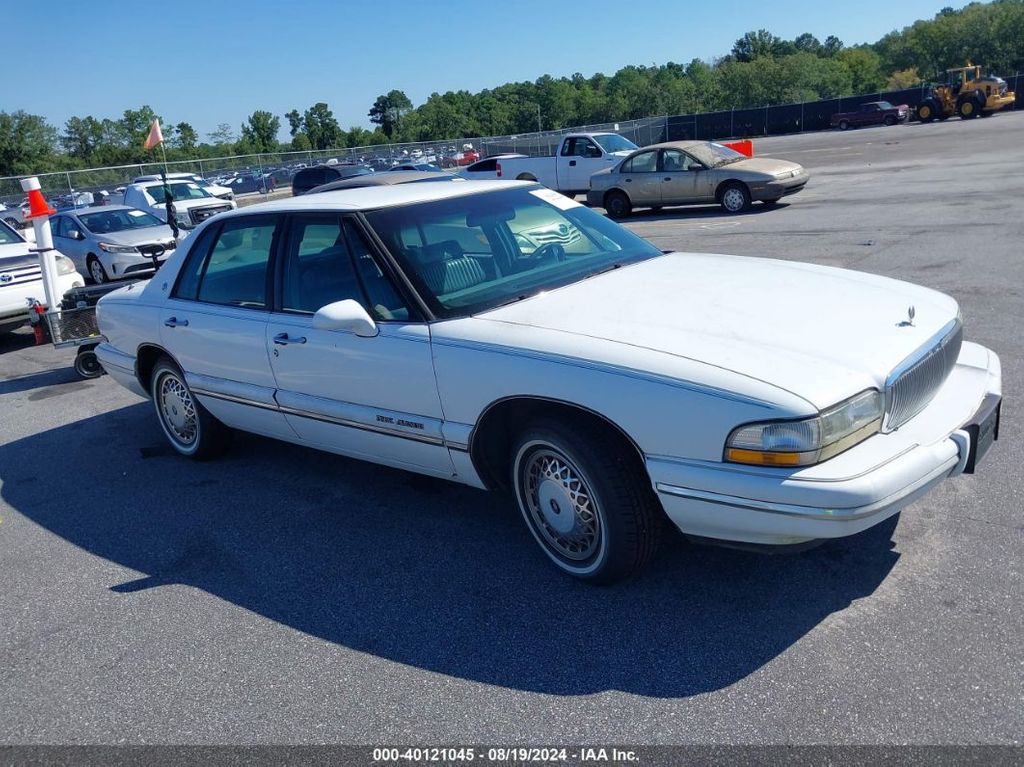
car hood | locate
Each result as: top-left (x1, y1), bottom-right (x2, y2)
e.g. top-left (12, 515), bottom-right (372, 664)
top-left (474, 253), bottom-right (959, 410)
top-left (165, 198), bottom-right (228, 211)
top-left (93, 227), bottom-right (177, 247)
top-left (0, 242), bottom-right (33, 263)
top-left (723, 157), bottom-right (803, 175)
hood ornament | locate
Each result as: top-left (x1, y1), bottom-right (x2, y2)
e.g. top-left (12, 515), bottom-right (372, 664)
top-left (898, 306), bottom-right (916, 327)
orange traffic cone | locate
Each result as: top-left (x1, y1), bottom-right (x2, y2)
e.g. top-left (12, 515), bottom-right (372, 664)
top-left (24, 185), bottom-right (56, 220)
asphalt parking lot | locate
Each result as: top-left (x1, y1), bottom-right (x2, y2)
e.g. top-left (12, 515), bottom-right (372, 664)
top-left (1, 114), bottom-right (1022, 746)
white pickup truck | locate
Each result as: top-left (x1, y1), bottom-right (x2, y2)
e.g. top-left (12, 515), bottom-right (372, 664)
top-left (495, 132), bottom-right (638, 195)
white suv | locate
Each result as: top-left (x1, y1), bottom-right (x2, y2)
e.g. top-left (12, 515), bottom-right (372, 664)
top-left (0, 219), bottom-right (83, 332)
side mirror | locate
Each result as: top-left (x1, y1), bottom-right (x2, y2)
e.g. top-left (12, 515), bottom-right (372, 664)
top-left (312, 299), bottom-right (378, 337)
top-left (68, 229), bottom-right (84, 240)
top-left (690, 164), bottom-right (707, 172)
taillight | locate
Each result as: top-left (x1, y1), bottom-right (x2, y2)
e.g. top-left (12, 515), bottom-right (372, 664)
top-left (496, 162), bottom-right (502, 178)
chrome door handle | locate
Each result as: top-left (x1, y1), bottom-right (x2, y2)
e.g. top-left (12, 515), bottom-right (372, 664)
top-left (273, 332), bottom-right (306, 345)
top-left (164, 316), bottom-right (188, 328)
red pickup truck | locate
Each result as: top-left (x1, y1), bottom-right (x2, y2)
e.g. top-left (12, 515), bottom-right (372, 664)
top-left (831, 101), bottom-right (910, 130)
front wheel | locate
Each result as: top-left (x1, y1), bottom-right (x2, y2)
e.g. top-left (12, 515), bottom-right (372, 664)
top-left (151, 357), bottom-right (232, 460)
top-left (603, 190), bottom-right (632, 219)
top-left (719, 183), bottom-right (751, 213)
top-left (884, 115), bottom-right (897, 126)
top-left (511, 420), bottom-right (663, 584)
top-left (87, 255), bottom-right (108, 284)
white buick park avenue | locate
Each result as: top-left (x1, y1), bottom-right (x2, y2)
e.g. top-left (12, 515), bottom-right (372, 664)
top-left (95, 181), bottom-right (1002, 583)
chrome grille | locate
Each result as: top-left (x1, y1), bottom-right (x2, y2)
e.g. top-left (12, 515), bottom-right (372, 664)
top-left (0, 264), bottom-right (42, 286)
top-left (189, 205), bottom-right (232, 225)
top-left (884, 319), bottom-right (962, 431)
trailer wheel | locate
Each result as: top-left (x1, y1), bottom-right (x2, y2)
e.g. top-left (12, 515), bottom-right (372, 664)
top-left (74, 348), bottom-right (104, 379)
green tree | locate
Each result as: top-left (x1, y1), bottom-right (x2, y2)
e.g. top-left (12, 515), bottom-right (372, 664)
top-left (0, 111), bottom-right (59, 176)
top-left (731, 29), bottom-right (786, 61)
top-left (303, 103), bottom-right (341, 149)
top-left (208, 123), bottom-right (235, 146)
top-left (240, 110), bottom-right (281, 153)
top-left (290, 133), bottom-right (312, 151)
top-left (285, 109), bottom-right (303, 137)
top-left (836, 47), bottom-right (886, 93)
top-left (61, 116), bottom-right (105, 160)
top-left (174, 122), bottom-right (198, 152)
top-left (368, 90), bottom-right (414, 138)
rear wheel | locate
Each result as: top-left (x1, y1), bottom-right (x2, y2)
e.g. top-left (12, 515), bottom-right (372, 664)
top-left (838, 119), bottom-right (850, 131)
top-left (719, 183), bottom-right (751, 213)
top-left (604, 190), bottom-right (632, 219)
top-left (511, 419), bottom-right (663, 583)
top-left (151, 357), bottom-right (232, 460)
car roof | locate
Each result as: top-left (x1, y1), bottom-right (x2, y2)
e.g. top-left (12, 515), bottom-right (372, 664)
top-left (244, 179), bottom-right (533, 212)
top-left (629, 140), bottom-right (705, 152)
top-left (61, 205), bottom-right (136, 216)
top-left (308, 170), bottom-right (462, 194)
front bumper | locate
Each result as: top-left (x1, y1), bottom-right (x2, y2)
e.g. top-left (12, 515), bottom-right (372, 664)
top-left (649, 342), bottom-right (1001, 545)
top-left (750, 172), bottom-right (809, 201)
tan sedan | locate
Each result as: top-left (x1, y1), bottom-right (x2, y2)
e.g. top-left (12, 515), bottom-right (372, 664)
top-left (587, 140), bottom-right (809, 217)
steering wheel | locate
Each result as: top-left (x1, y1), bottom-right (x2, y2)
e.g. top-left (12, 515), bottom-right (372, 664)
top-left (530, 242), bottom-right (566, 264)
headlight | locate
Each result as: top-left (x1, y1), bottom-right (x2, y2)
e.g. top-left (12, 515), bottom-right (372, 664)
top-left (54, 254), bottom-right (77, 275)
top-left (174, 212), bottom-right (193, 228)
top-left (98, 242), bottom-right (138, 254)
top-left (725, 389), bottom-right (883, 467)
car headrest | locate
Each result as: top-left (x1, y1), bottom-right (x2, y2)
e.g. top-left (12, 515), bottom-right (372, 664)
top-left (421, 239), bottom-right (464, 263)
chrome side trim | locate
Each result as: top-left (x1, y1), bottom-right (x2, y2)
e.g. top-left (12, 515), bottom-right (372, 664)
top-left (430, 337), bottom-right (782, 409)
top-left (185, 372), bottom-right (279, 407)
top-left (189, 385), bottom-right (449, 448)
top-left (277, 404), bottom-right (445, 446)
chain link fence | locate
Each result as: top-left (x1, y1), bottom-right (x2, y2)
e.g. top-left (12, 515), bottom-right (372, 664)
top-left (2, 74), bottom-right (1020, 217)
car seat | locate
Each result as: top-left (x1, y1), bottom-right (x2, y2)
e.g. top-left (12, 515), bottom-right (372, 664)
top-left (418, 240), bottom-right (487, 295)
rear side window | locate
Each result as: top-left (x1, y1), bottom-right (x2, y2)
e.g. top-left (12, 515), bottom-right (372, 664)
top-left (173, 216), bottom-right (277, 308)
top-left (197, 217), bottom-right (277, 308)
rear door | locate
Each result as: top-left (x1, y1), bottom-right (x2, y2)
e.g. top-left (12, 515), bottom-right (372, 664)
top-left (159, 214), bottom-right (295, 441)
top-left (265, 214), bottom-right (453, 476)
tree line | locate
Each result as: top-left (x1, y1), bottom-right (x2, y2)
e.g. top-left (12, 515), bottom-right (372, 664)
top-left (2, 0), bottom-right (1023, 176)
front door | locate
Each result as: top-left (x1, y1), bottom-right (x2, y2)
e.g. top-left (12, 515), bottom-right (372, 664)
top-left (660, 149), bottom-right (715, 204)
top-left (617, 149), bottom-right (662, 207)
top-left (266, 214), bottom-right (454, 477)
top-left (158, 214), bottom-right (295, 441)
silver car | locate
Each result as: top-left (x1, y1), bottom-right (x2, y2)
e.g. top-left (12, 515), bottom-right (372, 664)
top-left (588, 140), bottom-right (809, 217)
top-left (49, 206), bottom-right (181, 284)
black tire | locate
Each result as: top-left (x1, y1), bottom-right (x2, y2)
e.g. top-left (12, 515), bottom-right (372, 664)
top-left (838, 119), bottom-right (850, 131)
top-left (719, 182), bottom-right (751, 213)
top-left (150, 357), bottom-right (232, 460)
top-left (511, 419), bottom-right (663, 584)
top-left (883, 115), bottom-right (897, 126)
top-left (604, 190), bottom-right (632, 219)
top-left (86, 255), bottom-right (108, 284)
top-left (917, 101), bottom-right (938, 123)
top-left (73, 348), bottom-right (104, 379)
top-left (958, 96), bottom-right (979, 119)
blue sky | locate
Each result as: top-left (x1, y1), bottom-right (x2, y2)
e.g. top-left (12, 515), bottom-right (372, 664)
top-left (12, 0), bottom-right (950, 141)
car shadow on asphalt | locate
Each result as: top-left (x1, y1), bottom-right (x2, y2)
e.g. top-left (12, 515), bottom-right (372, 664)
top-left (622, 201), bottom-right (791, 223)
top-left (1, 404), bottom-right (899, 698)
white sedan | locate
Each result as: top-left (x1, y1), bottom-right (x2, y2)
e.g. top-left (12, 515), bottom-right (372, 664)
top-left (95, 181), bottom-right (1002, 583)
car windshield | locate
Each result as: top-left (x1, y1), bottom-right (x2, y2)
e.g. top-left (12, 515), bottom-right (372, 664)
top-left (364, 186), bottom-right (662, 319)
top-left (80, 209), bottom-right (163, 232)
top-left (687, 142), bottom-right (746, 167)
top-left (0, 219), bottom-right (23, 244)
top-left (145, 182), bottom-right (211, 201)
top-left (593, 134), bottom-right (639, 154)
top-left (876, 101), bottom-right (894, 110)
